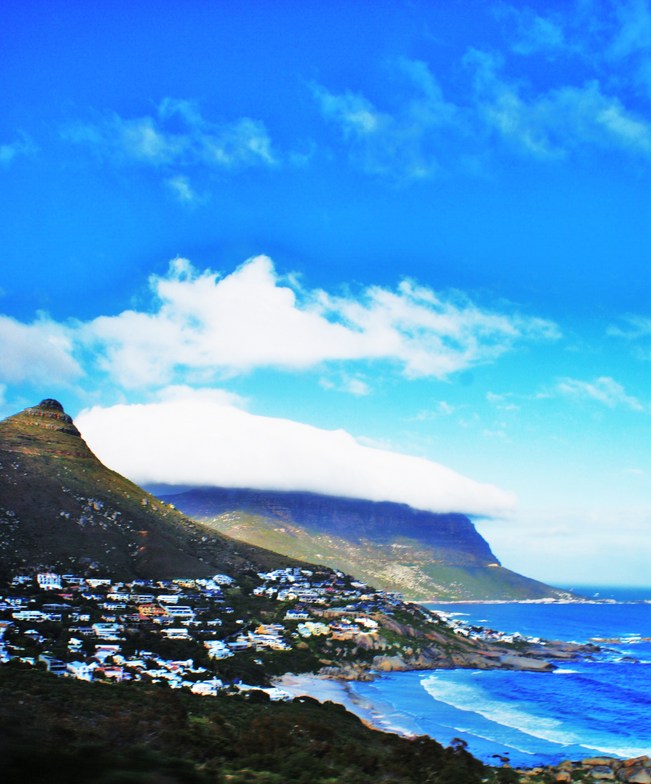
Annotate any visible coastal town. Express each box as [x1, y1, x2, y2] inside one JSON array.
[[0, 565, 415, 696], [0, 564, 562, 699]]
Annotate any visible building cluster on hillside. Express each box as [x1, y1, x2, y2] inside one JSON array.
[[0, 566, 412, 699], [433, 610, 541, 646]]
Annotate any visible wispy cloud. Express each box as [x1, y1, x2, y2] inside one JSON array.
[[408, 401, 458, 422], [499, 6, 568, 56], [76, 387, 516, 516], [0, 315, 82, 386], [315, 5, 651, 176], [608, 0, 651, 60], [165, 175, 202, 205], [480, 503, 651, 585], [555, 375, 646, 411], [608, 315, 651, 360], [62, 98, 277, 172], [610, 315, 651, 338], [466, 48, 651, 159], [498, 1, 651, 67], [313, 58, 461, 179], [0, 134, 36, 166], [486, 391, 520, 412], [320, 374, 371, 396], [80, 255, 560, 389]]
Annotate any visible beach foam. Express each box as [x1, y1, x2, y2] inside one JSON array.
[[420, 674, 582, 747]]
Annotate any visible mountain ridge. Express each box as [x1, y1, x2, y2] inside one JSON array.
[[155, 486, 571, 601], [0, 398, 572, 601]]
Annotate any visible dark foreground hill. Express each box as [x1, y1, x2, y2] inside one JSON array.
[[0, 399, 293, 579], [155, 486, 572, 601], [0, 667, 491, 784]]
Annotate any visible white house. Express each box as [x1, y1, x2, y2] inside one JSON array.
[[204, 640, 233, 659], [92, 622, 122, 640], [191, 678, 223, 696], [162, 627, 189, 639], [37, 573, 62, 591], [66, 660, 95, 681]]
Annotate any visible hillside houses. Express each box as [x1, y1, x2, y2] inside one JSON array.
[[0, 564, 476, 698]]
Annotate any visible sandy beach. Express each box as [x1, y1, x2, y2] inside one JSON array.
[[274, 673, 420, 738]]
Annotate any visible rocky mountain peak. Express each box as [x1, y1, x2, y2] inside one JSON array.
[[0, 397, 90, 459], [0, 399, 291, 579], [23, 398, 82, 438], [37, 398, 65, 412]]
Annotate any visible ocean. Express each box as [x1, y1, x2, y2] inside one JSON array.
[[341, 587, 651, 767]]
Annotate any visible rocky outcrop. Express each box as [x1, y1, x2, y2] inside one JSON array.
[[517, 756, 651, 783], [312, 608, 596, 681], [24, 398, 82, 437]]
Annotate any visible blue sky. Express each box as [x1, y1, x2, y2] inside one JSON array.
[[1, 0, 650, 586]]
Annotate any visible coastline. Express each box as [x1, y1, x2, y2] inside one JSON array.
[[275, 662, 651, 770], [274, 672, 419, 738], [274, 598, 651, 769]]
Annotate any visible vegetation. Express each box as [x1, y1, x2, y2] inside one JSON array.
[[180, 494, 572, 601], [0, 667, 497, 784], [0, 400, 297, 581], [0, 401, 578, 782]]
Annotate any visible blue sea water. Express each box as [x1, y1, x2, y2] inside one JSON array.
[[345, 588, 651, 767]]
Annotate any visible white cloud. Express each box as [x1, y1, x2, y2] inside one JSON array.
[[320, 374, 371, 396], [165, 175, 201, 204], [466, 49, 651, 159], [63, 98, 277, 171], [76, 387, 516, 517], [0, 315, 82, 385], [478, 504, 651, 586], [81, 254, 560, 388], [609, 0, 651, 60], [608, 315, 651, 360], [0, 134, 35, 166], [313, 59, 461, 179], [555, 376, 646, 411]]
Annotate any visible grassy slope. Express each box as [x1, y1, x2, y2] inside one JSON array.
[[195, 512, 569, 601], [0, 404, 295, 580]]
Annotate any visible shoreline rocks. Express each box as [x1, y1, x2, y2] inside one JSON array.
[[518, 755, 651, 783]]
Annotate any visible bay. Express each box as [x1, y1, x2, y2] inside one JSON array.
[[342, 588, 651, 767]]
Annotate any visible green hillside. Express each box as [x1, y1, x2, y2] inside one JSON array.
[[0, 400, 294, 579], [161, 490, 573, 601]]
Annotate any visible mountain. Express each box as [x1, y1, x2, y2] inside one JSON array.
[[0, 398, 570, 601], [0, 399, 293, 579], [153, 486, 571, 601]]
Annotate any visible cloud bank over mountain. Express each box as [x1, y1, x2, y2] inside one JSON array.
[[77, 387, 515, 518]]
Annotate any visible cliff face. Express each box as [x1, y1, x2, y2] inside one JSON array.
[[0, 400, 293, 579], [156, 487, 569, 601], [164, 487, 500, 567]]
